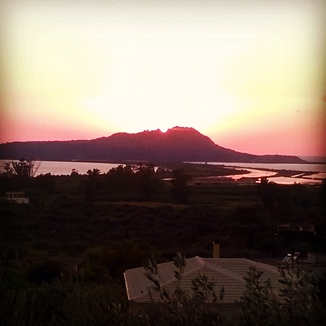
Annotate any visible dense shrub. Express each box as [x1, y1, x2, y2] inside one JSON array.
[[25, 260, 68, 284]]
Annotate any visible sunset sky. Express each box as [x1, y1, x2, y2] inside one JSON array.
[[1, 0, 325, 157]]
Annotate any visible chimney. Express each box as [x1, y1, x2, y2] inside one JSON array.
[[213, 238, 220, 258]]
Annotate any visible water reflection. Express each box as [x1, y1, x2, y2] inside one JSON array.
[[230, 168, 277, 180], [226, 167, 323, 185], [307, 172, 326, 180], [189, 161, 325, 185], [267, 176, 322, 185], [1, 159, 324, 185]]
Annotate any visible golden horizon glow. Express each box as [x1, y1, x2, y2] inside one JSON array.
[[1, 0, 325, 156]]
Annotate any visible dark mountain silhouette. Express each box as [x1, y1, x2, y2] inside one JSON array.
[[0, 127, 306, 163]]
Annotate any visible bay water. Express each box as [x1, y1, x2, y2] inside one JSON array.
[[1, 159, 325, 184]]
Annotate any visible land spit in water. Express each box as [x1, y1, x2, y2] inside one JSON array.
[[187, 163, 324, 185], [0, 159, 324, 185]]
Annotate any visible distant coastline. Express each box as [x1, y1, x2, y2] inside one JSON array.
[[1, 159, 325, 185], [299, 156, 326, 164]]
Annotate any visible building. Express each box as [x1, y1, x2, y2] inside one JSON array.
[[124, 254, 282, 316], [5, 191, 29, 204], [277, 221, 316, 234], [190, 176, 235, 185]]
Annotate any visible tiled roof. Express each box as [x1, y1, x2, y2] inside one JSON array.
[[124, 256, 282, 305]]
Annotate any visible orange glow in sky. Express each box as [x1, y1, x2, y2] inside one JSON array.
[[1, 0, 325, 157]]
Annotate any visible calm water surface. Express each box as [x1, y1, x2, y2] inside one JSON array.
[[187, 162, 326, 185], [35, 161, 123, 176], [0, 160, 122, 176], [207, 162, 326, 173], [1, 160, 325, 184]]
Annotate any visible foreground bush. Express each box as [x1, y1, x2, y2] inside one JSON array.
[[0, 275, 126, 326]]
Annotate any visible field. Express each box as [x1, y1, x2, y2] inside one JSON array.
[[1, 163, 325, 259], [0, 162, 325, 324]]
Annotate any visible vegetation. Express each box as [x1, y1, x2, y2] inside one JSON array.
[[0, 161, 325, 324], [237, 264, 326, 325], [140, 253, 226, 325], [1, 252, 324, 325]]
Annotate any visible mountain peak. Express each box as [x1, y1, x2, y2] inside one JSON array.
[[0, 127, 306, 163], [166, 126, 197, 132], [118, 126, 198, 135]]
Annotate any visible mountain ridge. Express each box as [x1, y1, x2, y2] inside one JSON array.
[[0, 127, 306, 163]]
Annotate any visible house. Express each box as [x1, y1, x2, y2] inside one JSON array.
[[306, 252, 326, 277], [190, 176, 235, 185], [307, 252, 326, 264], [124, 248, 282, 316], [236, 177, 258, 185], [5, 191, 29, 204], [277, 221, 316, 234]]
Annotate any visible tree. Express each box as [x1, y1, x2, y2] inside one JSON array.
[[140, 253, 225, 325], [237, 264, 326, 325], [106, 165, 136, 191], [171, 169, 190, 204], [70, 168, 79, 177], [322, 179, 326, 207], [1, 162, 14, 177], [237, 266, 281, 325], [82, 178, 96, 203], [257, 177, 276, 208], [11, 158, 35, 177], [83, 168, 102, 202], [136, 164, 156, 200], [87, 168, 101, 176]]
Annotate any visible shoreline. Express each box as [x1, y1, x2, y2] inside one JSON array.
[[1, 159, 325, 184]]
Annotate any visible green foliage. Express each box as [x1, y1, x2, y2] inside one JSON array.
[[70, 168, 79, 177], [237, 264, 326, 325], [81, 178, 96, 203], [0, 275, 126, 326], [277, 265, 324, 322], [87, 168, 101, 176], [25, 260, 69, 284], [105, 163, 165, 201], [12, 158, 35, 178], [171, 169, 191, 203], [136, 164, 157, 200], [1, 161, 14, 177], [82, 240, 158, 281], [106, 164, 136, 192], [237, 266, 281, 325], [1, 162, 325, 324], [257, 178, 276, 208], [137, 253, 226, 325], [173, 252, 187, 282], [191, 273, 223, 306], [33, 173, 56, 194], [322, 179, 326, 207]]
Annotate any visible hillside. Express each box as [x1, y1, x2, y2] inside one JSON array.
[[0, 127, 306, 163]]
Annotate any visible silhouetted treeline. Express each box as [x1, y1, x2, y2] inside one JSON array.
[[1, 162, 325, 325], [1, 163, 325, 259]]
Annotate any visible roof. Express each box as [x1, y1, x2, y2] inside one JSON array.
[[5, 191, 25, 195], [124, 256, 281, 305]]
